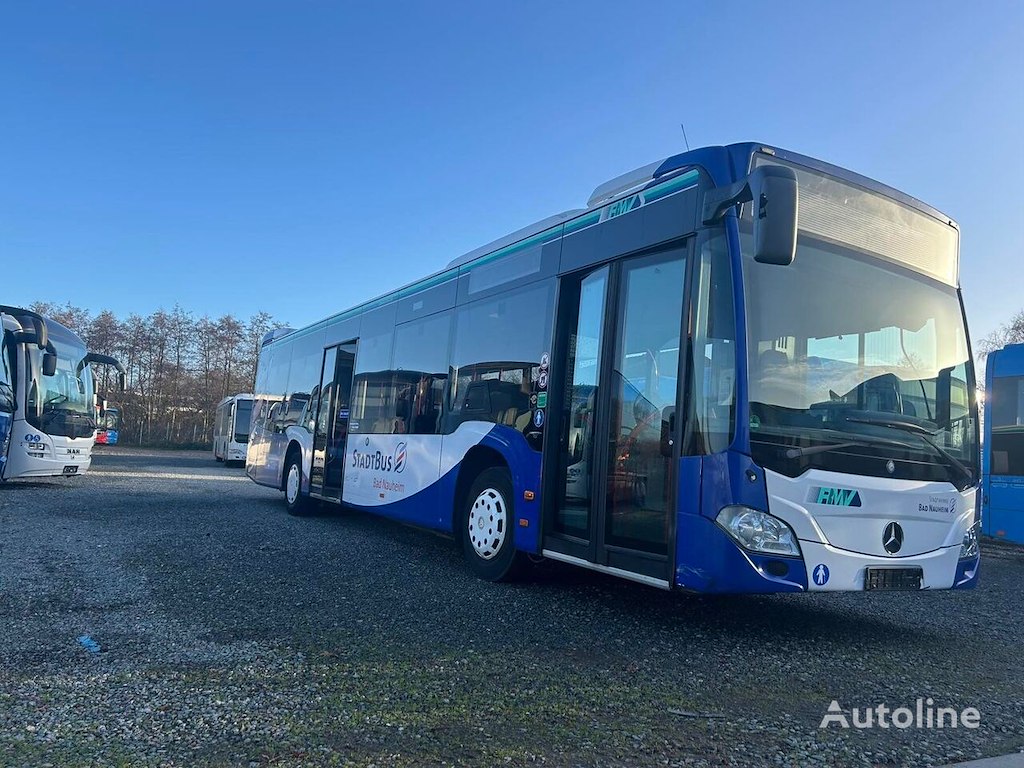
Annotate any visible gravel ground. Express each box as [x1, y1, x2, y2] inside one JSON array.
[[0, 447, 1021, 768]]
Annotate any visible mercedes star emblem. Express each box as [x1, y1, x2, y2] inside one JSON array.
[[886, 459, 896, 474], [882, 521, 904, 554]]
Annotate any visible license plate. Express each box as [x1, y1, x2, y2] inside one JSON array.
[[63, 465, 79, 475], [865, 567, 922, 591]]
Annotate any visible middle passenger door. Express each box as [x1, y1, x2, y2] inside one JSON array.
[[309, 342, 357, 501]]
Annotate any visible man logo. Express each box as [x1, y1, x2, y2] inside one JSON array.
[[883, 521, 904, 554], [393, 442, 407, 474]]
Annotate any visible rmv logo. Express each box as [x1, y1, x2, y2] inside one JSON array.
[[606, 194, 641, 220], [814, 487, 862, 507]]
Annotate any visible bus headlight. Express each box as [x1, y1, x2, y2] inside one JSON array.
[[716, 506, 801, 557], [959, 521, 980, 560]]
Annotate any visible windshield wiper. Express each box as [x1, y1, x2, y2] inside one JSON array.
[[784, 434, 909, 459], [845, 415, 975, 488]]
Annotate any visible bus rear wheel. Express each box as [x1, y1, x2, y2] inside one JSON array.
[[284, 452, 313, 516], [461, 466, 524, 582]]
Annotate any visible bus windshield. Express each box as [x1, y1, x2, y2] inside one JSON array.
[[104, 408, 122, 431], [234, 400, 253, 442], [26, 336, 96, 438], [741, 174, 976, 487]]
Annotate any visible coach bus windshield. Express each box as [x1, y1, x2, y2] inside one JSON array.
[[25, 336, 96, 438], [740, 163, 977, 488]]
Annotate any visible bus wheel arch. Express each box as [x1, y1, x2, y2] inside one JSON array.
[[454, 447, 524, 581]]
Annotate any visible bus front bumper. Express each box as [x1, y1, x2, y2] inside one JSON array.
[[674, 514, 979, 593]]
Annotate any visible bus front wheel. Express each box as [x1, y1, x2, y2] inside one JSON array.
[[461, 466, 524, 582], [284, 452, 313, 516]]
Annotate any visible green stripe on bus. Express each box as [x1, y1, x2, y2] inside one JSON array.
[[562, 211, 601, 236], [643, 168, 699, 202], [460, 224, 565, 273]]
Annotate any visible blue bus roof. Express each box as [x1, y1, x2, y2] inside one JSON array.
[[987, 343, 1024, 378]]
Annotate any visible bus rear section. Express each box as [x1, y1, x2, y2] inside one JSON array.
[[214, 394, 254, 466], [983, 343, 1024, 545], [245, 142, 979, 594]]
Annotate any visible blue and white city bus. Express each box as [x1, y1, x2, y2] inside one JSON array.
[[1, 308, 125, 481], [247, 142, 980, 593], [982, 342, 1024, 544]]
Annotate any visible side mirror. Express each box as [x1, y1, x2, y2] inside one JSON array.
[[30, 317, 48, 350], [749, 165, 798, 265], [42, 352, 57, 377], [119, 372, 127, 392]]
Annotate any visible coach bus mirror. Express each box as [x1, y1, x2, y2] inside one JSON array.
[[30, 317, 49, 349], [42, 352, 57, 377], [118, 372, 127, 392], [749, 165, 798, 266]]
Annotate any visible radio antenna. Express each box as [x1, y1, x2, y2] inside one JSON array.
[[680, 123, 691, 151]]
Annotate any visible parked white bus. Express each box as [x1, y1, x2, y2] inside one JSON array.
[[0, 307, 51, 479], [0, 307, 125, 481], [214, 394, 254, 466]]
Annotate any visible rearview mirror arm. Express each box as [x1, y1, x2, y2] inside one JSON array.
[[702, 180, 752, 225]]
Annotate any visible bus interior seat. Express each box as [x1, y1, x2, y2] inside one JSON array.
[[457, 379, 530, 428], [514, 410, 532, 431]]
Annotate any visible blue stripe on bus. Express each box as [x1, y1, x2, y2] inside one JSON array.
[[342, 424, 544, 553]]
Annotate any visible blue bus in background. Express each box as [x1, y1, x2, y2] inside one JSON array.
[[983, 343, 1024, 544], [247, 142, 980, 594], [94, 403, 121, 446]]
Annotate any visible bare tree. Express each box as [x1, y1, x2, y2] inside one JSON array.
[[16, 302, 284, 447], [978, 310, 1024, 359]]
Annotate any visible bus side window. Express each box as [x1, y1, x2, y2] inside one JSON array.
[[446, 281, 553, 444], [686, 232, 736, 455]]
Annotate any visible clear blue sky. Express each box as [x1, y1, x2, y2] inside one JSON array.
[[2, 1, 1022, 348]]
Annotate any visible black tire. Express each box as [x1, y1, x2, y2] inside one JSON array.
[[460, 466, 525, 581], [283, 451, 313, 516]]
